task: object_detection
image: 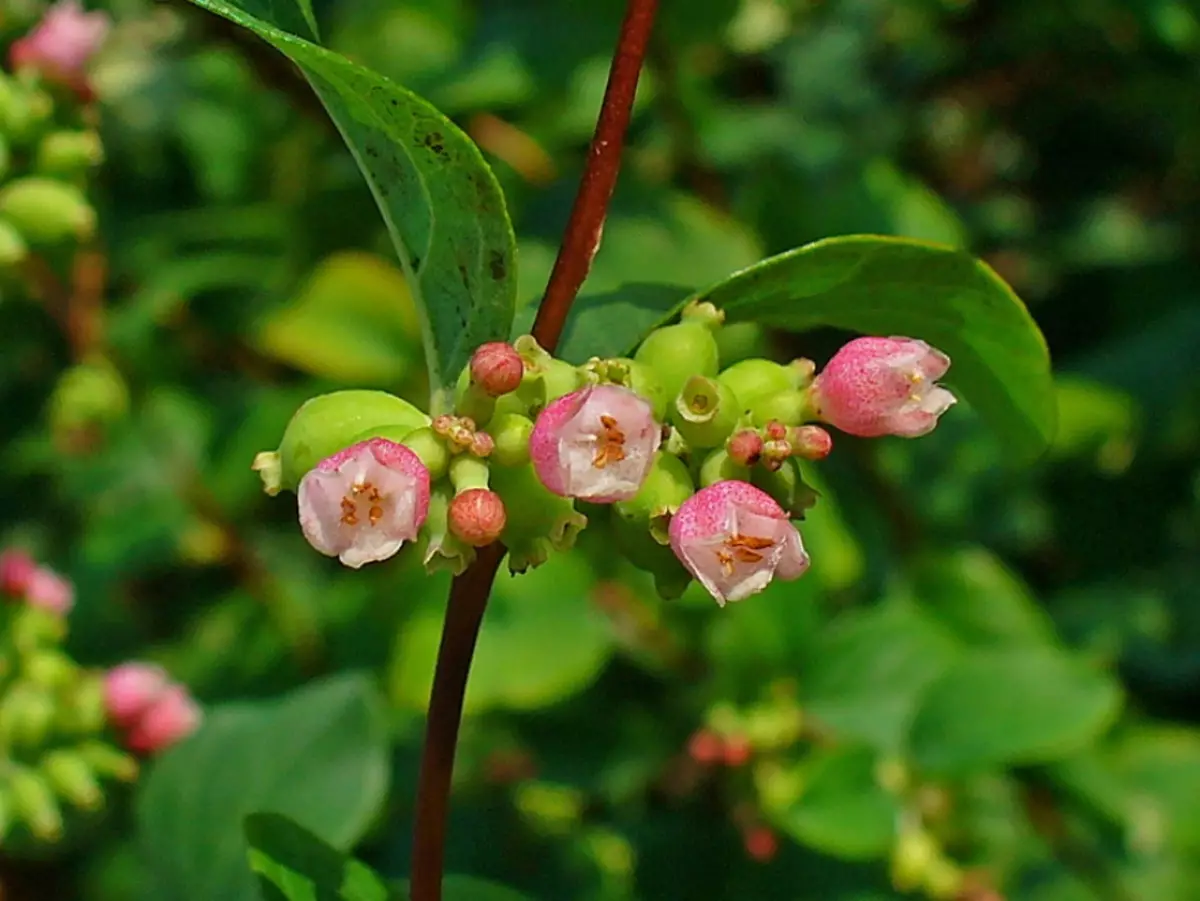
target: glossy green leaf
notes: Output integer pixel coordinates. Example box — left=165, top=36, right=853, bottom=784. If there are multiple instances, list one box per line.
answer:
left=776, top=747, right=899, bottom=859
left=691, top=235, right=1056, bottom=460
left=908, top=650, right=1122, bottom=775
left=183, top=0, right=516, bottom=399
left=137, top=674, right=390, bottom=901
left=801, top=601, right=961, bottom=752
left=245, top=813, right=397, bottom=901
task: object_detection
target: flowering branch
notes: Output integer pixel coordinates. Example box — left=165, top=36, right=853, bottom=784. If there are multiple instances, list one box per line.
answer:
left=408, top=2, right=660, bottom=899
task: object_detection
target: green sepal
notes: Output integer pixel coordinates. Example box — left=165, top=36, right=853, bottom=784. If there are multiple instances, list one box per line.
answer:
left=670, top=375, right=741, bottom=449
left=491, top=463, right=587, bottom=573
left=611, top=515, right=692, bottom=600
left=415, top=485, right=475, bottom=577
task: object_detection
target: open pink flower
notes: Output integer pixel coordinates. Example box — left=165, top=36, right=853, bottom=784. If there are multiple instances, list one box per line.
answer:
left=126, top=684, right=202, bottom=755
left=669, top=480, right=809, bottom=605
left=810, top=336, right=956, bottom=438
left=529, top=384, right=661, bottom=503
left=9, top=0, right=111, bottom=87
left=298, top=437, right=431, bottom=568
left=1, top=549, right=37, bottom=597
left=104, top=662, right=169, bottom=729
left=25, top=566, right=74, bottom=615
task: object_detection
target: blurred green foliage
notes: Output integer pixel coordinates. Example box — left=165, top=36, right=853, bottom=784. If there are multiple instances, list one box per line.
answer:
left=2, top=0, right=1200, bottom=900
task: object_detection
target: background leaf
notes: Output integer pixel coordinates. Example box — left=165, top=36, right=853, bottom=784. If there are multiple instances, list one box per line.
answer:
left=183, top=0, right=517, bottom=397
left=137, top=674, right=390, bottom=901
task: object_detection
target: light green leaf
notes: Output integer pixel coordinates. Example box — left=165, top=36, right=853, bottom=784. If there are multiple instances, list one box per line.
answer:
left=691, top=235, right=1056, bottom=460
left=245, top=813, right=396, bottom=901
left=801, top=601, right=961, bottom=752
left=776, top=746, right=898, bottom=860
left=183, top=0, right=516, bottom=400
left=137, top=674, right=390, bottom=901
left=908, top=649, right=1122, bottom=775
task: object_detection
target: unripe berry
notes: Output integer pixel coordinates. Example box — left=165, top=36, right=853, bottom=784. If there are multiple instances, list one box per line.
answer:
left=670, top=375, right=741, bottom=450
left=717, top=359, right=797, bottom=409
left=448, top=489, right=507, bottom=547
left=634, top=311, right=722, bottom=406
left=36, top=129, right=104, bottom=177
left=489, top=413, right=534, bottom=467
left=0, top=177, right=96, bottom=245
left=470, top=342, right=524, bottom=396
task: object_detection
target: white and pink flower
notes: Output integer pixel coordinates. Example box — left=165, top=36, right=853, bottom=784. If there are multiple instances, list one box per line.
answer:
left=529, top=384, right=661, bottom=503
left=669, top=480, right=809, bottom=605
left=298, top=437, right=431, bottom=568
left=810, top=336, right=956, bottom=438
left=9, top=0, right=111, bottom=88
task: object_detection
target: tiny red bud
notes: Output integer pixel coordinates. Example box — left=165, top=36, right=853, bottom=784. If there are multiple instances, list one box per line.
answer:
left=722, top=734, right=752, bottom=767
left=764, top=420, right=787, bottom=441
left=788, top=425, right=832, bottom=460
left=448, top=489, right=507, bottom=547
left=744, top=826, right=778, bottom=863
left=471, top=342, right=525, bottom=396
left=687, top=728, right=724, bottom=765
left=471, top=431, right=495, bottom=457
left=432, top=414, right=455, bottom=436
left=727, top=430, right=764, bottom=466
left=761, top=439, right=791, bottom=471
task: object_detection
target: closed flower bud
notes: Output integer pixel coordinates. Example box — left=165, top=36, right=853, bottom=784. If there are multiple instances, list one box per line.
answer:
left=634, top=318, right=721, bottom=407
left=671, top=375, right=741, bottom=450
left=726, top=430, right=764, bottom=466
left=298, top=438, right=431, bottom=568
left=811, top=336, right=956, bottom=437
left=0, top=177, right=96, bottom=245
left=470, top=431, right=495, bottom=458
left=489, top=413, right=534, bottom=467
left=40, top=750, right=102, bottom=810
left=786, top=425, right=833, bottom=460
left=126, top=685, right=202, bottom=755
left=687, top=728, right=724, bottom=765
left=470, top=342, right=525, bottom=396
left=490, top=463, right=588, bottom=573
left=47, top=357, right=130, bottom=441
left=1, top=548, right=37, bottom=596
left=254, top=390, right=429, bottom=496
left=9, top=0, right=111, bottom=89
left=36, top=129, right=103, bottom=176
left=448, top=489, right=507, bottom=547
left=24, top=566, right=73, bottom=616
left=669, top=480, right=810, bottom=606
left=530, top=384, right=661, bottom=503
left=104, top=662, right=168, bottom=729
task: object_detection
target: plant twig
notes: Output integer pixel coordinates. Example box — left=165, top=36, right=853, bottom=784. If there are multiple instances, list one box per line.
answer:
left=409, top=2, right=659, bottom=899
left=531, top=0, right=660, bottom=352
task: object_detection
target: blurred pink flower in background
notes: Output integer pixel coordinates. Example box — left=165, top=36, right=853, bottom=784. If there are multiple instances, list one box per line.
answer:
left=9, top=0, right=111, bottom=90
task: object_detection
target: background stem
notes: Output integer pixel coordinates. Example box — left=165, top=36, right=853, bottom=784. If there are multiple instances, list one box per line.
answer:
left=408, top=1, right=660, bottom=898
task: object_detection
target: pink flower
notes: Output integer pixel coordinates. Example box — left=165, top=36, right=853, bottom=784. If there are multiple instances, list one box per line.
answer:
left=9, top=0, right=111, bottom=87
left=104, top=662, right=169, bottom=728
left=529, top=384, right=661, bottom=503
left=1, top=549, right=37, bottom=597
left=810, top=336, right=956, bottom=438
left=470, top=342, right=524, bottom=396
left=297, top=437, right=431, bottom=568
left=25, top=566, right=74, bottom=615
left=669, top=480, right=809, bottom=605
left=126, top=684, right=202, bottom=754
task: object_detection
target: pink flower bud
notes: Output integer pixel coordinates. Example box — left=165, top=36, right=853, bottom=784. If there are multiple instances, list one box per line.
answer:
left=104, top=662, right=169, bottom=728
left=25, top=566, right=74, bottom=615
left=811, top=337, right=956, bottom=438
left=470, top=431, right=495, bottom=458
left=470, top=342, right=525, bottom=396
left=448, top=488, right=507, bottom=547
left=298, top=437, right=431, bottom=568
left=126, top=684, right=202, bottom=755
left=0, top=549, right=37, bottom=597
left=9, top=0, right=111, bottom=88
left=669, top=480, right=809, bottom=605
left=529, top=384, right=661, bottom=503
left=727, top=430, right=764, bottom=466
left=687, top=728, right=724, bottom=765
left=744, top=826, right=779, bottom=863
left=788, top=425, right=833, bottom=460
left=763, top=420, right=787, bottom=441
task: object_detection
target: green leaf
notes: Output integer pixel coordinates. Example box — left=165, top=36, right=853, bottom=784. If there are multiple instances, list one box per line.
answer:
left=776, top=747, right=899, bottom=860
left=137, top=673, right=390, bottom=901
left=394, top=877, right=535, bottom=901
left=908, top=649, right=1122, bottom=775
left=1110, top=727, right=1200, bottom=850
left=800, top=601, right=961, bottom=752
left=389, top=553, right=614, bottom=714
left=691, top=235, right=1056, bottom=460
left=245, top=813, right=397, bottom=901
left=183, top=0, right=516, bottom=399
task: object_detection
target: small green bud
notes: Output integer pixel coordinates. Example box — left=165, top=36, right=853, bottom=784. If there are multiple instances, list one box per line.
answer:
left=751, top=459, right=819, bottom=520
left=0, top=176, right=96, bottom=245
left=36, top=130, right=104, bottom=177
left=698, top=448, right=750, bottom=487
left=717, top=359, right=800, bottom=409
left=9, top=766, right=63, bottom=842
left=889, top=827, right=940, bottom=893
left=449, top=454, right=490, bottom=493
left=670, top=375, right=741, bottom=449
left=613, top=452, right=694, bottom=544
left=47, top=356, right=130, bottom=437
left=75, top=741, right=139, bottom=783
left=634, top=319, right=721, bottom=405
left=255, top=390, right=429, bottom=495
left=0, top=77, right=53, bottom=145
left=0, top=216, right=29, bottom=267
left=41, top=750, right=103, bottom=811
left=10, top=603, right=67, bottom=652
left=489, top=413, right=534, bottom=467
left=491, top=462, right=587, bottom=573
left=0, top=683, right=56, bottom=747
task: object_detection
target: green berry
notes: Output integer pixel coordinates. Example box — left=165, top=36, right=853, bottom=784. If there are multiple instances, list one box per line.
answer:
left=0, top=177, right=96, bottom=245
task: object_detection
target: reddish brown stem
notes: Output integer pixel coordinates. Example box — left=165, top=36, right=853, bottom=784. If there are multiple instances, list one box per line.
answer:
left=408, top=2, right=659, bottom=899
left=531, top=0, right=660, bottom=351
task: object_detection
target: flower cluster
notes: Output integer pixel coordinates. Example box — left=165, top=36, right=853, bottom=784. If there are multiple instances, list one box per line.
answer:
left=261, top=301, right=956, bottom=606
